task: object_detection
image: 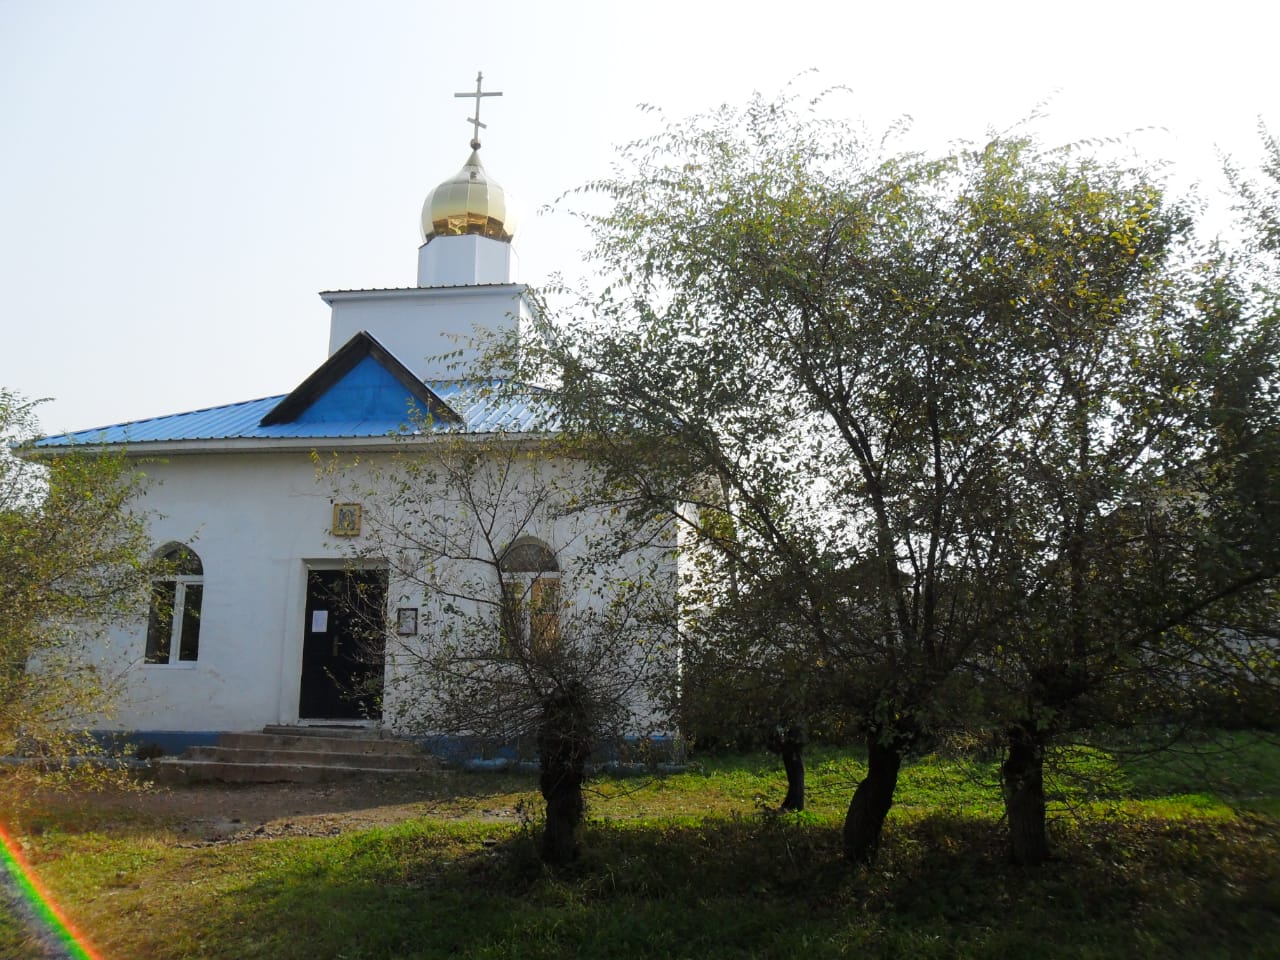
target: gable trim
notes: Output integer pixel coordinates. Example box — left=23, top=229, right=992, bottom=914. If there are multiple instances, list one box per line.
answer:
left=260, top=331, right=462, bottom=427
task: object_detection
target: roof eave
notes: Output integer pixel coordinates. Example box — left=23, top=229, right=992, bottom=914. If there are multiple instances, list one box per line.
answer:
left=319, top=284, right=528, bottom=303
left=26, top=431, right=561, bottom=458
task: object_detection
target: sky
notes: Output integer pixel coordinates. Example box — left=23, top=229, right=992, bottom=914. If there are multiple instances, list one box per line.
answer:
left=1, top=0, right=1275, bottom=436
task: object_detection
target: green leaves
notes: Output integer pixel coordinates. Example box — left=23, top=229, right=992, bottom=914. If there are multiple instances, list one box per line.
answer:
left=526, top=91, right=1280, bottom=804
left=0, top=389, right=163, bottom=767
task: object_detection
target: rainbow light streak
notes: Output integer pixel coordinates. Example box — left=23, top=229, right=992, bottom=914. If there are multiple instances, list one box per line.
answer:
left=0, top=822, right=100, bottom=960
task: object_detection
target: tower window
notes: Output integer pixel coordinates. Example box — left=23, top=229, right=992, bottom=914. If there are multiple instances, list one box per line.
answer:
left=145, top=544, right=203, bottom=665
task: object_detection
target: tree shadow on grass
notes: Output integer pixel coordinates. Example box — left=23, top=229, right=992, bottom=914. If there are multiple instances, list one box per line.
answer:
left=91, top=812, right=1280, bottom=960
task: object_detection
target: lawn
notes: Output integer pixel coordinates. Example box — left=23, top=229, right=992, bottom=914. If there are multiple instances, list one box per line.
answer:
left=1, top=731, right=1278, bottom=959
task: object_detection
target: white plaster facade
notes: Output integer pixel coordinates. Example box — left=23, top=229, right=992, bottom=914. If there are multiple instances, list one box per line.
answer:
left=417, top=232, right=520, bottom=287
left=324, top=283, right=532, bottom=382
left=100, top=451, right=341, bottom=734
left=93, top=446, right=675, bottom=740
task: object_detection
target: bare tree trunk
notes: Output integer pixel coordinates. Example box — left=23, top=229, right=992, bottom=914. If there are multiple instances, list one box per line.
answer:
left=842, top=733, right=903, bottom=865
left=538, top=686, right=590, bottom=865
left=1002, top=724, right=1049, bottom=866
left=772, top=724, right=806, bottom=812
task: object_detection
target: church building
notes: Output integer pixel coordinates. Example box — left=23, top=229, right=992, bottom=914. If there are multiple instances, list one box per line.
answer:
left=34, top=78, right=676, bottom=753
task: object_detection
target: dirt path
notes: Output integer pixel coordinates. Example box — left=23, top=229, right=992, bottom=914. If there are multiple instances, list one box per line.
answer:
left=11, top=774, right=533, bottom=845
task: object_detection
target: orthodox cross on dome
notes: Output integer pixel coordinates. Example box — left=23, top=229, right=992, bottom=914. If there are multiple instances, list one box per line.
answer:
left=455, top=71, right=503, bottom=150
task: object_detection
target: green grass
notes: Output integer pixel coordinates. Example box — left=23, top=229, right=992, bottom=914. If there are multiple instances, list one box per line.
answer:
left=0, top=902, right=37, bottom=960
left=2, top=731, right=1278, bottom=959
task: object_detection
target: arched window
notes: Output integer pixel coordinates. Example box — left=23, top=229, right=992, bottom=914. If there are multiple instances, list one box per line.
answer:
left=499, top=538, right=560, bottom=655
left=145, top=544, right=203, bottom=665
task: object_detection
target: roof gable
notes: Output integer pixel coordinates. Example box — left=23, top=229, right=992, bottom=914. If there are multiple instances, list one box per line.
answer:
left=261, top=331, right=461, bottom=427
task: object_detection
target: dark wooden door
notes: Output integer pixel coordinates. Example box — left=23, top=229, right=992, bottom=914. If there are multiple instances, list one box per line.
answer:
left=298, top=568, right=387, bottom=720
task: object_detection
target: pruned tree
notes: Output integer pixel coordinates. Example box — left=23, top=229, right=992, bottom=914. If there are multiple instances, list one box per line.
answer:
left=677, top=579, right=824, bottom=812
left=676, top=548, right=885, bottom=814
left=518, top=97, right=1035, bottom=864
left=1, top=390, right=163, bottom=780
left=328, top=424, right=678, bottom=864
left=516, top=91, right=1280, bottom=867
left=957, top=141, right=1280, bottom=864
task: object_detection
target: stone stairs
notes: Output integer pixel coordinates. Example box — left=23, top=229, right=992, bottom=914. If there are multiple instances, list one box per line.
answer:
left=155, top=726, right=438, bottom=784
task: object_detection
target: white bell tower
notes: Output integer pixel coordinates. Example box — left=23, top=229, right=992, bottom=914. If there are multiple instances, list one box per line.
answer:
left=323, top=72, right=531, bottom=381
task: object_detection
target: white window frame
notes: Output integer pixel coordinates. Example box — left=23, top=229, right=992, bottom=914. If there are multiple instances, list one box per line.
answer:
left=145, top=546, right=203, bottom=666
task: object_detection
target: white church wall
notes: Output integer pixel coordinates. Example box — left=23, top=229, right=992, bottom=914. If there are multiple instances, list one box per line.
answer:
left=93, top=444, right=680, bottom=742
left=346, top=446, right=681, bottom=733
left=324, top=286, right=532, bottom=381
left=417, top=234, right=520, bottom=287
left=96, top=451, right=346, bottom=735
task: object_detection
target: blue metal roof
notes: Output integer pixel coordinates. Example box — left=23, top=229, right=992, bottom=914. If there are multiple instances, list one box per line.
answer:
left=33, top=379, right=557, bottom=449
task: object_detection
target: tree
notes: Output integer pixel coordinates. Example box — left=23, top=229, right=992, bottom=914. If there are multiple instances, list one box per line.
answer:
left=328, top=425, right=678, bottom=864
left=677, top=577, right=828, bottom=812
left=522, top=97, right=1035, bottom=864
left=1227, top=122, right=1280, bottom=266
left=956, top=142, right=1280, bottom=864
left=520, top=92, right=1280, bottom=866
left=0, top=390, right=161, bottom=777
left=676, top=548, right=889, bottom=813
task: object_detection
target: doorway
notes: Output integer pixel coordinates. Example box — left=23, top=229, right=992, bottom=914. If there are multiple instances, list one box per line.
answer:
left=298, top=567, right=387, bottom=720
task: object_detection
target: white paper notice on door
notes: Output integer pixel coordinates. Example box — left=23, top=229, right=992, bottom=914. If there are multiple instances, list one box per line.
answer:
left=312, top=610, right=329, bottom=632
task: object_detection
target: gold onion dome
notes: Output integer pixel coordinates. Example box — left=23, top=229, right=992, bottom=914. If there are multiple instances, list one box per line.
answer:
left=421, top=149, right=517, bottom=244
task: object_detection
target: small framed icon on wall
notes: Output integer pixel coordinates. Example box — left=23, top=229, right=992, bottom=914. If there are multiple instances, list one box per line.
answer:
left=332, top=502, right=362, bottom=537
left=396, top=607, right=419, bottom=636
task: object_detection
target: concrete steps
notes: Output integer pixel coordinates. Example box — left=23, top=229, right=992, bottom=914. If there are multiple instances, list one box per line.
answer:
left=156, top=727, right=437, bottom=784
